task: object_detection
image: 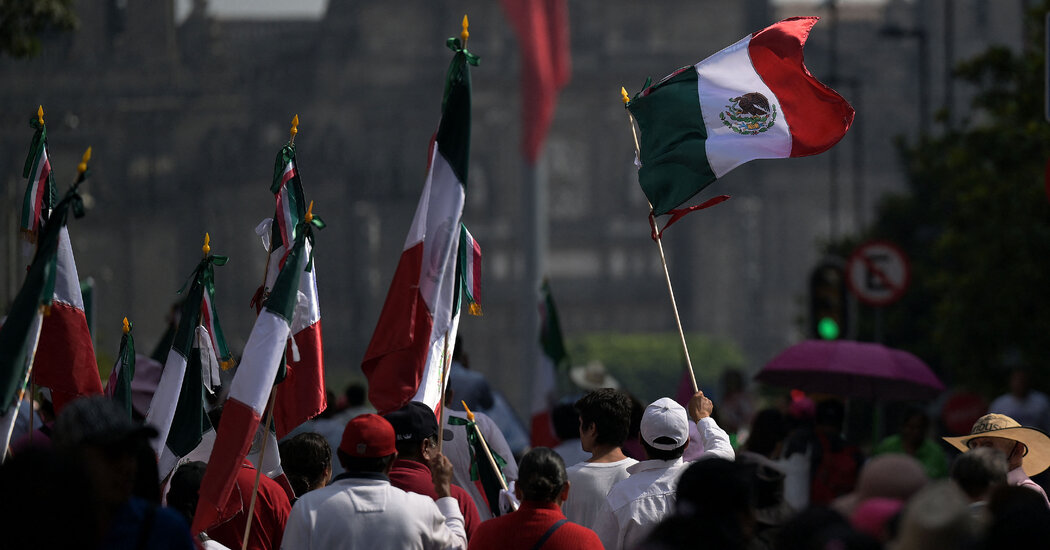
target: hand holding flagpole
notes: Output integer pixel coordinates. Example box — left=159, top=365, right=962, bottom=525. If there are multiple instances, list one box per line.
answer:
left=621, top=88, right=699, bottom=393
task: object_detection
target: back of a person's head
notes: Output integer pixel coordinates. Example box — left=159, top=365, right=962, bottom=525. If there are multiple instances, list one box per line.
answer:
left=345, top=383, right=366, bottom=408
left=743, top=408, right=787, bottom=457
left=676, top=458, right=754, bottom=519
left=815, top=399, right=845, bottom=430
left=551, top=402, right=580, bottom=441
left=984, top=484, right=1050, bottom=548
left=574, top=388, right=632, bottom=447
left=517, top=447, right=567, bottom=503
left=950, top=446, right=1008, bottom=501
left=894, top=481, right=975, bottom=550
left=280, top=432, right=332, bottom=496
left=167, top=461, right=208, bottom=523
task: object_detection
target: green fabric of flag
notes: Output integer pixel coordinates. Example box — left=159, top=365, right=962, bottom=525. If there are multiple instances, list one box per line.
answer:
left=448, top=415, right=508, bottom=517
left=110, top=322, right=136, bottom=419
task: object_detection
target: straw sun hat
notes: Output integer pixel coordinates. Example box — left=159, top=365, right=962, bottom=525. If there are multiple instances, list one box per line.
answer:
left=942, top=413, right=1050, bottom=477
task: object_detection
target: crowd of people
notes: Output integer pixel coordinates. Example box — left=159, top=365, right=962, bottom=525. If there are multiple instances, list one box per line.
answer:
left=3, top=365, right=1050, bottom=550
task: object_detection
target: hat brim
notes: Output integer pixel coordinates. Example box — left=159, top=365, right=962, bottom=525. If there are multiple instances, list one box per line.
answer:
left=569, top=366, right=620, bottom=390
left=943, top=426, right=1050, bottom=477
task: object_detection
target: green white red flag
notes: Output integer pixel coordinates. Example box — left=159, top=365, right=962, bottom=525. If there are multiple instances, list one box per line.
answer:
left=626, top=17, right=854, bottom=216
left=105, top=318, right=136, bottom=419
left=361, top=34, right=478, bottom=415
left=20, top=107, right=56, bottom=244
left=193, top=219, right=318, bottom=533
left=529, top=279, right=568, bottom=447
left=145, top=241, right=228, bottom=479
left=258, top=129, right=326, bottom=439
left=457, top=224, right=482, bottom=317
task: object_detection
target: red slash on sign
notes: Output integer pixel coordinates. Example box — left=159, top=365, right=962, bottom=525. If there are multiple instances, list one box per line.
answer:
left=846, top=240, right=911, bottom=307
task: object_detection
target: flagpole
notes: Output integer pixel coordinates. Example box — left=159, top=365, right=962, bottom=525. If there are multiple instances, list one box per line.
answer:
left=462, top=401, right=516, bottom=512
left=437, top=330, right=451, bottom=455
left=241, top=388, right=277, bottom=550
left=2, top=308, right=45, bottom=462
left=621, top=88, right=699, bottom=393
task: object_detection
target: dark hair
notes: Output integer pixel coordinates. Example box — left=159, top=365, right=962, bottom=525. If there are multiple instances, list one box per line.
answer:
left=815, top=399, right=845, bottom=429
left=641, top=439, right=687, bottom=461
left=743, top=408, right=787, bottom=458
left=676, top=458, right=755, bottom=518
left=574, top=389, right=633, bottom=447
left=337, top=451, right=396, bottom=474
left=394, top=434, right=437, bottom=461
left=345, top=383, right=366, bottom=407
left=166, top=461, right=208, bottom=523
left=517, top=447, right=567, bottom=502
left=551, top=402, right=580, bottom=441
left=279, top=432, right=332, bottom=496
left=951, top=446, right=1008, bottom=500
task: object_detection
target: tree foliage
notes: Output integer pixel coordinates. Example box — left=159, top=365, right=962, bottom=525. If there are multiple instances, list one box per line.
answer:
left=0, top=0, right=77, bottom=58
left=834, top=3, right=1050, bottom=394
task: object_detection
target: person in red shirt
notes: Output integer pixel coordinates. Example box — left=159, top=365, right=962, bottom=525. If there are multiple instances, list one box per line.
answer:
left=468, top=447, right=602, bottom=550
left=384, top=401, right=482, bottom=538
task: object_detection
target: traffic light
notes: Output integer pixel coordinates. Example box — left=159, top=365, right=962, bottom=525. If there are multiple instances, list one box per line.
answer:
left=809, top=262, right=848, bottom=340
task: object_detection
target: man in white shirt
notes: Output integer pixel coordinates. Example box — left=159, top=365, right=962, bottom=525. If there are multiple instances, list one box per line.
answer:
left=562, top=388, right=638, bottom=528
left=943, top=412, right=1050, bottom=508
left=592, top=391, right=734, bottom=550
left=281, top=413, right=467, bottom=550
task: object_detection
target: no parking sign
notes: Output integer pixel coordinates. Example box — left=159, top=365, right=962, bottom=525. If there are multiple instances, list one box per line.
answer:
left=846, top=240, right=910, bottom=307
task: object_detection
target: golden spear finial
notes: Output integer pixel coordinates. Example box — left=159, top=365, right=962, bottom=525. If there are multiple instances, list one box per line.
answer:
left=621, top=87, right=631, bottom=105
left=305, top=200, right=314, bottom=223
left=290, top=114, right=299, bottom=144
left=37, top=105, right=44, bottom=126
left=203, top=233, right=211, bottom=257
left=77, top=147, right=92, bottom=175
left=462, top=400, right=475, bottom=422
left=461, top=15, right=469, bottom=46
left=122, top=317, right=130, bottom=334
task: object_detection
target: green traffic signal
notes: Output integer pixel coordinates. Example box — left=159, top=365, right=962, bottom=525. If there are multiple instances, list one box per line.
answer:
left=817, top=317, right=841, bottom=340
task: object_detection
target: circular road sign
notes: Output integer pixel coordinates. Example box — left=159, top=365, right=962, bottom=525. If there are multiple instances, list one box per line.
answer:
left=846, top=240, right=911, bottom=307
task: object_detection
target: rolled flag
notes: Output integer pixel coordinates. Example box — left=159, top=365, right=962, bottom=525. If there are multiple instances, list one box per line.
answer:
left=201, top=273, right=235, bottom=371
left=626, top=16, right=855, bottom=216
left=20, top=106, right=56, bottom=244
left=106, top=317, right=137, bottom=419
left=447, top=403, right=509, bottom=517
left=144, top=236, right=227, bottom=480
left=458, top=224, right=482, bottom=316
left=193, top=220, right=316, bottom=534
left=529, top=279, right=568, bottom=448
left=362, top=30, right=478, bottom=415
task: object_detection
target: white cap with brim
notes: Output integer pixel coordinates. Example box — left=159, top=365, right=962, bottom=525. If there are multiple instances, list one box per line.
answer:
left=942, top=413, right=1050, bottom=477
left=640, top=397, right=689, bottom=451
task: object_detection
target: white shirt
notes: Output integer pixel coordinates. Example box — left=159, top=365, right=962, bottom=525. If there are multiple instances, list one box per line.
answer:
left=592, top=418, right=735, bottom=550
left=443, top=409, right=519, bottom=520
left=280, top=473, right=467, bottom=550
left=562, top=457, right=638, bottom=528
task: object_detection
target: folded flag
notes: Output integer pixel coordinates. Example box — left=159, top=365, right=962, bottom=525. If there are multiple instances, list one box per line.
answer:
left=529, top=279, right=568, bottom=448
left=19, top=106, right=56, bottom=244
left=106, top=317, right=136, bottom=419
left=626, top=16, right=854, bottom=216
left=457, top=224, right=482, bottom=317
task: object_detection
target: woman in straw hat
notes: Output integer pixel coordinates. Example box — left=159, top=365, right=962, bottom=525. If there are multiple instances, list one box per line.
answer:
left=943, top=413, right=1050, bottom=507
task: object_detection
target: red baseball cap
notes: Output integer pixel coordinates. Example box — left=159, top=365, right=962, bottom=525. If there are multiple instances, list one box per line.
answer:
left=340, top=414, right=396, bottom=458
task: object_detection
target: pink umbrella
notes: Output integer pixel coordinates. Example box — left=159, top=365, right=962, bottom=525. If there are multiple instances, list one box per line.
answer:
left=755, top=340, right=945, bottom=400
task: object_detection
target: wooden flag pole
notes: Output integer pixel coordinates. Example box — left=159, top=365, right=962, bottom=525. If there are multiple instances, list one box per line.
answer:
left=241, top=388, right=277, bottom=550
left=2, top=308, right=45, bottom=463
left=437, top=331, right=451, bottom=454
left=621, top=88, right=699, bottom=393
left=461, top=401, right=508, bottom=492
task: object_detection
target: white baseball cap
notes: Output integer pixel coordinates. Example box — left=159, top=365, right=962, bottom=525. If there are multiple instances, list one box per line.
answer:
left=640, top=397, right=690, bottom=451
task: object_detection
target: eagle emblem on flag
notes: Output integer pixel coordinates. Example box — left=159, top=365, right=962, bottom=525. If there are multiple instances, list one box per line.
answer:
left=720, top=92, right=777, bottom=135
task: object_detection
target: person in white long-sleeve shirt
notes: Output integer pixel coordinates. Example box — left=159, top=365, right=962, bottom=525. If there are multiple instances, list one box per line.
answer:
left=592, top=391, right=734, bottom=550
left=281, top=414, right=467, bottom=550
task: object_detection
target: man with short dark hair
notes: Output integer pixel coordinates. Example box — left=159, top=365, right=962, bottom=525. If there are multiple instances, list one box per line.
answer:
left=561, top=388, right=637, bottom=528
left=950, top=446, right=1008, bottom=514
left=385, top=402, right=481, bottom=538
left=592, top=391, right=734, bottom=550
left=280, top=414, right=467, bottom=549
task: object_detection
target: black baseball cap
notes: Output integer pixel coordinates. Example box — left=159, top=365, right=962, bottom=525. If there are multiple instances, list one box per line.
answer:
left=383, top=402, right=452, bottom=443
